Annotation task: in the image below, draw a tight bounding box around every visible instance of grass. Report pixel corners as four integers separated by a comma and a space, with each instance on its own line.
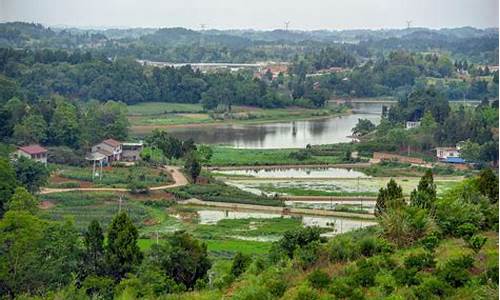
128, 102, 348, 129
359, 161, 472, 177
208, 147, 345, 167
39, 192, 152, 231
48, 164, 172, 188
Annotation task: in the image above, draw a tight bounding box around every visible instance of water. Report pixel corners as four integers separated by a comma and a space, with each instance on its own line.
216, 167, 369, 178
196, 209, 376, 235
167, 113, 380, 148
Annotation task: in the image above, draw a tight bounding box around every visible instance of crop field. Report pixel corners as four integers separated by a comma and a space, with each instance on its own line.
48, 164, 172, 188
127, 102, 205, 115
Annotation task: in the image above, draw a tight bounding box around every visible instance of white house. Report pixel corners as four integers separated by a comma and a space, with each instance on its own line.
91, 139, 122, 164
405, 121, 421, 130
436, 147, 460, 161
122, 142, 144, 161
15, 145, 48, 165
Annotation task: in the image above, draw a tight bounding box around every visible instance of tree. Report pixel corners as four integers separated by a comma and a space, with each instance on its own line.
459, 140, 482, 162
6, 187, 38, 214
13, 157, 49, 193
352, 119, 376, 136
147, 231, 211, 289
184, 154, 201, 183
13, 112, 48, 145
230, 252, 252, 278
105, 212, 143, 281
410, 169, 437, 210
196, 145, 213, 164
475, 168, 498, 203
48, 98, 80, 147
375, 179, 404, 216
82, 220, 105, 277
0, 158, 17, 218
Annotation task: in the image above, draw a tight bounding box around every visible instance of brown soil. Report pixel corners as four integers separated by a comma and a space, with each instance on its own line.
39, 200, 55, 210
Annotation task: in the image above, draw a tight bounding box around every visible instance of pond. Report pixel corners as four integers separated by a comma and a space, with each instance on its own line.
216, 167, 369, 178
196, 209, 376, 236
167, 113, 380, 148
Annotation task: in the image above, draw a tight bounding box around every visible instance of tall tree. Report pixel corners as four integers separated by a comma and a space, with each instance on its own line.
375, 179, 404, 216
13, 157, 49, 193
105, 212, 143, 281
6, 187, 39, 214
48, 98, 80, 148
82, 220, 105, 277
0, 158, 17, 218
184, 154, 201, 184
475, 168, 499, 204
410, 169, 437, 210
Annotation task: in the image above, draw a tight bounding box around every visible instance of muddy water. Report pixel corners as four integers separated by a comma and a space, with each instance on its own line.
217, 167, 369, 178
196, 209, 376, 236
166, 113, 380, 148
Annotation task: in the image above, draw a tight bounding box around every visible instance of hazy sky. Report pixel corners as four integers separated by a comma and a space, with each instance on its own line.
1, 0, 498, 30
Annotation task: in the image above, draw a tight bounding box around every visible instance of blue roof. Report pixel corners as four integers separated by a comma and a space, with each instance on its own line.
446, 157, 466, 163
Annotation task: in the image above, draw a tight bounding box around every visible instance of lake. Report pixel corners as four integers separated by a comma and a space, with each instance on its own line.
167, 113, 380, 148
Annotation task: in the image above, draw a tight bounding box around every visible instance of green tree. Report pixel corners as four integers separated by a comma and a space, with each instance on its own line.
184, 154, 201, 183
375, 179, 404, 216
49, 98, 80, 147
6, 187, 38, 214
82, 220, 105, 277
352, 118, 376, 136
475, 168, 499, 203
230, 252, 252, 278
13, 157, 49, 193
147, 231, 211, 289
459, 140, 482, 162
196, 145, 213, 164
0, 158, 17, 217
410, 169, 437, 210
13, 112, 48, 145
105, 212, 143, 281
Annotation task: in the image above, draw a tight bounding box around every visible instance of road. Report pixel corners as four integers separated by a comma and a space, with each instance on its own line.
39, 166, 188, 195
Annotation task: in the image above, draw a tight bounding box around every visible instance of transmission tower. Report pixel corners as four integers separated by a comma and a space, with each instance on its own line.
406, 20, 412, 29
200, 23, 207, 31
284, 21, 290, 31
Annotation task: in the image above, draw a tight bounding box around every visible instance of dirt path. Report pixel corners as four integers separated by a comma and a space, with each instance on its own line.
39, 166, 188, 195
178, 198, 375, 220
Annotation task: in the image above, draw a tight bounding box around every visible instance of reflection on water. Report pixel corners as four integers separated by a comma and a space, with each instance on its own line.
167, 113, 380, 148
196, 209, 376, 235
285, 200, 376, 213
218, 167, 368, 178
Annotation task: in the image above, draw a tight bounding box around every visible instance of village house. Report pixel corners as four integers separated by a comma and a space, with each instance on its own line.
15, 145, 48, 165
91, 139, 122, 164
121, 142, 144, 161
436, 147, 464, 163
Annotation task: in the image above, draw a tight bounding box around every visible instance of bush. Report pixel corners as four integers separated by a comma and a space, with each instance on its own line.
420, 234, 441, 252
359, 236, 394, 257
329, 276, 365, 300
82, 275, 115, 300
294, 241, 320, 270
437, 255, 474, 288
375, 272, 397, 296
466, 234, 487, 253
329, 236, 360, 262
414, 276, 450, 299
307, 269, 330, 289
404, 251, 435, 270
392, 266, 420, 286
293, 283, 319, 300
230, 252, 252, 277
352, 258, 379, 287
457, 223, 478, 239
274, 227, 323, 259
289, 150, 312, 161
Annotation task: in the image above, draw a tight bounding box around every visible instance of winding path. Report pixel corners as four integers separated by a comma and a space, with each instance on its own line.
39, 166, 188, 195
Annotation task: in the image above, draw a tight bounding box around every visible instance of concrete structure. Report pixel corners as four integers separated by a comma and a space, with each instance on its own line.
91, 139, 122, 164
15, 145, 48, 165
122, 142, 144, 161
405, 121, 421, 130
436, 147, 460, 161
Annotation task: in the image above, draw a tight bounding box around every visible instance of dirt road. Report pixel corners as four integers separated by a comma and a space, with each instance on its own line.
39, 166, 188, 195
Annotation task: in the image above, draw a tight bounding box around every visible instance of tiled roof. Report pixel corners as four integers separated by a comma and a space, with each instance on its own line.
102, 139, 121, 148
18, 145, 47, 155
96, 148, 113, 156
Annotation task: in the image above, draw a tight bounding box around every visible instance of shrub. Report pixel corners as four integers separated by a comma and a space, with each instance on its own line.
404, 251, 435, 270
329, 276, 365, 300
457, 223, 478, 239
307, 269, 330, 289
352, 258, 379, 287
329, 236, 360, 262
375, 272, 397, 296
437, 255, 474, 288
230, 252, 252, 277
289, 150, 312, 161
294, 241, 320, 270
466, 234, 487, 253
379, 206, 436, 248
293, 283, 319, 300
359, 236, 394, 257
82, 275, 115, 300
392, 266, 420, 286
275, 227, 322, 259
420, 234, 441, 252
414, 276, 450, 299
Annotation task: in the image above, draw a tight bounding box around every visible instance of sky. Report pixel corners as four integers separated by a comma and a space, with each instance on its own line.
0, 0, 498, 30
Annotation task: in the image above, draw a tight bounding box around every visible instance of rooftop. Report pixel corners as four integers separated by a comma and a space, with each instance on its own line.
102, 138, 121, 148
18, 144, 47, 155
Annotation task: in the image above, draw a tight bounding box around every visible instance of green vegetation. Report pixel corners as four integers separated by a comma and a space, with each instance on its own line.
127, 102, 204, 115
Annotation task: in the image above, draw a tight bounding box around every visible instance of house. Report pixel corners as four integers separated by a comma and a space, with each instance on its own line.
436, 147, 460, 161
91, 139, 122, 164
15, 145, 48, 165
122, 142, 144, 161
405, 121, 421, 130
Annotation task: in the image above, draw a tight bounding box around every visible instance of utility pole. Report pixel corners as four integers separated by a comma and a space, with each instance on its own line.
118, 195, 123, 213
406, 20, 412, 29
284, 21, 290, 31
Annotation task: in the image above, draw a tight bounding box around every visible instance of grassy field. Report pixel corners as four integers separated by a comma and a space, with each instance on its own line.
47, 164, 172, 188
208, 147, 346, 166
128, 102, 348, 129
